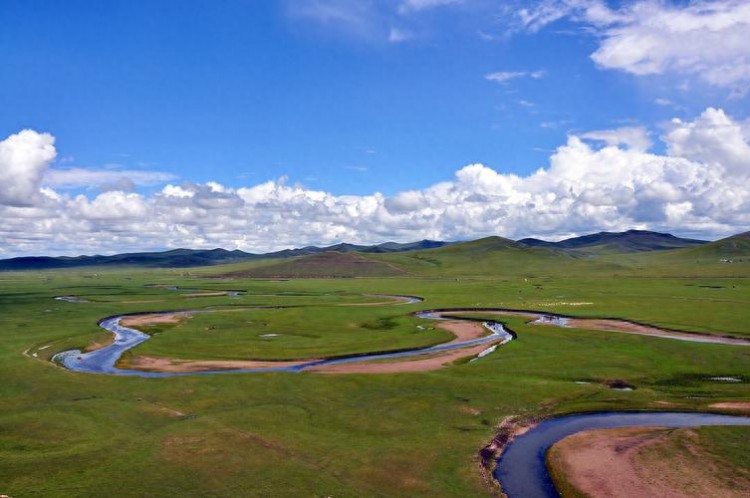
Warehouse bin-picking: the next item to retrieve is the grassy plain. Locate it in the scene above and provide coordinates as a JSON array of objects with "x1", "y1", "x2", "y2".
[{"x1": 2, "y1": 245, "x2": 750, "y2": 496}]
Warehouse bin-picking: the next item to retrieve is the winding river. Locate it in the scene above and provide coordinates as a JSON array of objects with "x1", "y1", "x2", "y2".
[
  {"x1": 495, "y1": 411, "x2": 750, "y2": 498},
  {"x1": 52, "y1": 296, "x2": 513, "y2": 377},
  {"x1": 50, "y1": 297, "x2": 750, "y2": 377}
]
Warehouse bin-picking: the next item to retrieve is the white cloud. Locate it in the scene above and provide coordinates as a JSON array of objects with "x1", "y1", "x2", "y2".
[
  {"x1": 0, "y1": 129, "x2": 56, "y2": 207},
  {"x1": 1, "y1": 107, "x2": 749, "y2": 256},
  {"x1": 43, "y1": 167, "x2": 176, "y2": 190},
  {"x1": 162, "y1": 184, "x2": 195, "y2": 199},
  {"x1": 399, "y1": 0, "x2": 463, "y2": 14},
  {"x1": 485, "y1": 70, "x2": 546, "y2": 84},
  {"x1": 581, "y1": 126, "x2": 652, "y2": 151},
  {"x1": 515, "y1": 0, "x2": 750, "y2": 93},
  {"x1": 664, "y1": 107, "x2": 750, "y2": 176},
  {"x1": 73, "y1": 191, "x2": 149, "y2": 220}
]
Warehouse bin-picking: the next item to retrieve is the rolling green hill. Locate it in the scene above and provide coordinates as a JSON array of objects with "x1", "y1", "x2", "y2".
[
  {"x1": 519, "y1": 229, "x2": 707, "y2": 254},
  {"x1": 680, "y1": 231, "x2": 750, "y2": 260},
  {"x1": 369, "y1": 236, "x2": 589, "y2": 277},
  {"x1": 224, "y1": 251, "x2": 406, "y2": 278}
]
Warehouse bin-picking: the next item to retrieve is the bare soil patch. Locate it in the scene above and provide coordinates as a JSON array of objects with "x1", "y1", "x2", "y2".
[
  {"x1": 309, "y1": 341, "x2": 500, "y2": 374},
  {"x1": 437, "y1": 320, "x2": 488, "y2": 344},
  {"x1": 309, "y1": 319, "x2": 492, "y2": 373},
  {"x1": 567, "y1": 318, "x2": 750, "y2": 345},
  {"x1": 123, "y1": 355, "x2": 308, "y2": 373},
  {"x1": 548, "y1": 426, "x2": 750, "y2": 498},
  {"x1": 710, "y1": 401, "x2": 750, "y2": 411},
  {"x1": 120, "y1": 313, "x2": 189, "y2": 328},
  {"x1": 569, "y1": 318, "x2": 677, "y2": 336},
  {"x1": 83, "y1": 337, "x2": 114, "y2": 352}
]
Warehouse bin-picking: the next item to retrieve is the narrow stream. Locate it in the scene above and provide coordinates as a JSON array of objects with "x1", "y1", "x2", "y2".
[
  {"x1": 52, "y1": 302, "x2": 512, "y2": 377},
  {"x1": 50, "y1": 301, "x2": 750, "y2": 376},
  {"x1": 495, "y1": 411, "x2": 750, "y2": 498}
]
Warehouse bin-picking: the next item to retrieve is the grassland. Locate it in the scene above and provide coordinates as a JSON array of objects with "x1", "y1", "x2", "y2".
[{"x1": 2, "y1": 242, "x2": 750, "y2": 497}]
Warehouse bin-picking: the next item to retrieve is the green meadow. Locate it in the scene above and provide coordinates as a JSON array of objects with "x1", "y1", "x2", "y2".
[{"x1": 2, "y1": 240, "x2": 749, "y2": 497}]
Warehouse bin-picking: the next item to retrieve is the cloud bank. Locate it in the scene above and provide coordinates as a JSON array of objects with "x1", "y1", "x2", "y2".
[
  {"x1": 1, "y1": 107, "x2": 749, "y2": 257},
  {"x1": 516, "y1": 0, "x2": 750, "y2": 94}
]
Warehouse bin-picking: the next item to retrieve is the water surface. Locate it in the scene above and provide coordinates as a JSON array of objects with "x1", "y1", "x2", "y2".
[{"x1": 495, "y1": 411, "x2": 750, "y2": 498}]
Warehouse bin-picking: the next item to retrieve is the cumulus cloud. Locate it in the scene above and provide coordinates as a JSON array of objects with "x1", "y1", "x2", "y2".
[
  {"x1": 514, "y1": 0, "x2": 750, "y2": 93},
  {"x1": 1, "y1": 107, "x2": 749, "y2": 257},
  {"x1": 0, "y1": 130, "x2": 56, "y2": 207},
  {"x1": 581, "y1": 126, "x2": 652, "y2": 152},
  {"x1": 663, "y1": 107, "x2": 750, "y2": 176}
]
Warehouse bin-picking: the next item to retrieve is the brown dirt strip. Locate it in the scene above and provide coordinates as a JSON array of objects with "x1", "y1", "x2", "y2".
[
  {"x1": 547, "y1": 426, "x2": 750, "y2": 498},
  {"x1": 439, "y1": 309, "x2": 750, "y2": 346},
  {"x1": 570, "y1": 318, "x2": 702, "y2": 339},
  {"x1": 308, "y1": 341, "x2": 500, "y2": 374},
  {"x1": 567, "y1": 318, "x2": 750, "y2": 345},
  {"x1": 120, "y1": 313, "x2": 190, "y2": 328},
  {"x1": 710, "y1": 401, "x2": 750, "y2": 411},
  {"x1": 182, "y1": 292, "x2": 231, "y2": 298},
  {"x1": 122, "y1": 355, "x2": 309, "y2": 373}
]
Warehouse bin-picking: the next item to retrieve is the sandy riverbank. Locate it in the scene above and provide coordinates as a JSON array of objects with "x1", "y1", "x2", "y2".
[
  {"x1": 547, "y1": 426, "x2": 750, "y2": 498},
  {"x1": 122, "y1": 355, "x2": 309, "y2": 373}
]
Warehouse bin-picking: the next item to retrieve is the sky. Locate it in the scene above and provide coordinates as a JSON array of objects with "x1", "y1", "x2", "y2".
[{"x1": 1, "y1": 0, "x2": 750, "y2": 257}]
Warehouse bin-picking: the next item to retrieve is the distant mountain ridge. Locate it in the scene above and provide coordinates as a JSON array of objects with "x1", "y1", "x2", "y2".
[
  {"x1": 1, "y1": 230, "x2": 742, "y2": 271},
  {"x1": 519, "y1": 229, "x2": 708, "y2": 253},
  {"x1": 0, "y1": 239, "x2": 453, "y2": 270}
]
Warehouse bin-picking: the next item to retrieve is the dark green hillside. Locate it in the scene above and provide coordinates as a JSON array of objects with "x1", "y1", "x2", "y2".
[
  {"x1": 0, "y1": 248, "x2": 259, "y2": 270},
  {"x1": 225, "y1": 251, "x2": 406, "y2": 278},
  {"x1": 0, "y1": 240, "x2": 454, "y2": 271},
  {"x1": 587, "y1": 230, "x2": 750, "y2": 278},
  {"x1": 371, "y1": 236, "x2": 584, "y2": 277},
  {"x1": 519, "y1": 230, "x2": 707, "y2": 254},
  {"x1": 682, "y1": 231, "x2": 750, "y2": 260}
]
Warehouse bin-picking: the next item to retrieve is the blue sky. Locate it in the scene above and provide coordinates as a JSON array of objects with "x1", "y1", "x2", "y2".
[{"x1": 1, "y1": 1, "x2": 750, "y2": 256}]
